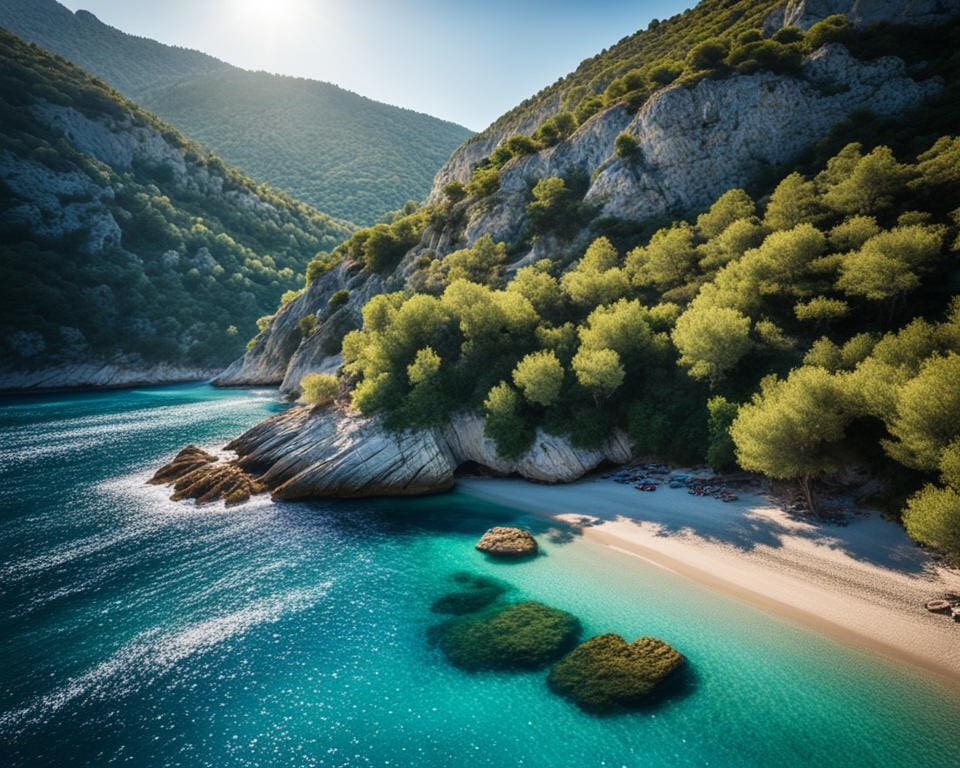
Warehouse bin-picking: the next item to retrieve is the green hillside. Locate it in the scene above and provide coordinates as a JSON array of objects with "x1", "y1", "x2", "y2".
[
  {"x1": 0, "y1": 27, "x2": 352, "y2": 370},
  {"x1": 0, "y1": 0, "x2": 472, "y2": 224}
]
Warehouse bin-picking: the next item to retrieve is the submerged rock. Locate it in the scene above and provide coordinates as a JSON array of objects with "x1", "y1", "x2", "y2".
[
  {"x1": 150, "y1": 445, "x2": 265, "y2": 506},
  {"x1": 547, "y1": 634, "x2": 685, "y2": 713},
  {"x1": 475, "y1": 527, "x2": 539, "y2": 558},
  {"x1": 429, "y1": 601, "x2": 581, "y2": 671},
  {"x1": 430, "y1": 572, "x2": 508, "y2": 615}
]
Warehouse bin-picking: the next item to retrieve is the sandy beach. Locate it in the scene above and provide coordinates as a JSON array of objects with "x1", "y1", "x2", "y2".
[{"x1": 459, "y1": 476, "x2": 960, "y2": 683}]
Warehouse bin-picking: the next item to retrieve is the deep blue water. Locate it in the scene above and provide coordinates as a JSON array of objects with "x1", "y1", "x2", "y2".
[{"x1": 2, "y1": 383, "x2": 960, "y2": 767}]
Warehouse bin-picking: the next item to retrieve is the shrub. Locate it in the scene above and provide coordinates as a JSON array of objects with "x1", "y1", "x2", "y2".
[
  {"x1": 903, "y1": 485, "x2": 960, "y2": 562},
  {"x1": 805, "y1": 14, "x2": 851, "y2": 50},
  {"x1": 506, "y1": 134, "x2": 540, "y2": 157},
  {"x1": 686, "y1": 37, "x2": 730, "y2": 71},
  {"x1": 614, "y1": 131, "x2": 642, "y2": 161},
  {"x1": 533, "y1": 112, "x2": 577, "y2": 147},
  {"x1": 547, "y1": 634, "x2": 685, "y2": 713},
  {"x1": 706, "y1": 395, "x2": 738, "y2": 471},
  {"x1": 328, "y1": 289, "x2": 350, "y2": 310},
  {"x1": 429, "y1": 601, "x2": 582, "y2": 671},
  {"x1": 442, "y1": 181, "x2": 467, "y2": 204},
  {"x1": 300, "y1": 372, "x2": 339, "y2": 406},
  {"x1": 467, "y1": 166, "x2": 501, "y2": 198},
  {"x1": 298, "y1": 314, "x2": 318, "y2": 337}
]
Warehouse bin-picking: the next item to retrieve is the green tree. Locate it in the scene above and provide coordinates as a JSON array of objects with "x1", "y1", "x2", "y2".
[
  {"x1": 444, "y1": 235, "x2": 508, "y2": 286},
  {"x1": 572, "y1": 347, "x2": 625, "y2": 400},
  {"x1": 696, "y1": 189, "x2": 755, "y2": 239},
  {"x1": 512, "y1": 350, "x2": 565, "y2": 407},
  {"x1": 614, "y1": 132, "x2": 641, "y2": 161},
  {"x1": 467, "y1": 166, "x2": 501, "y2": 198},
  {"x1": 903, "y1": 485, "x2": 960, "y2": 561},
  {"x1": 298, "y1": 314, "x2": 318, "y2": 337},
  {"x1": 672, "y1": 303, "x2": 752, "y2": 384},
  {"x1": 731, "y1": 366, "x2": 851, "y2": 513},
  {"x1": 407, "y1": 346, "x2": 442, "y2": 385},
  {"x1": 686, "y1": 37, "x2": 730, "y2": 71},
  {"x1": 484, "y1": 381, "x2": 535, "y2": 459},
  {"x1": 627, "y1": 223, "x2": 698, "y2": 291},
  {"x1": 763, "y1": 172, "x2": 822, "y2": 230},
  {"x1": 837, "y1": 224, "x2": 943, "y2": 304},
  {"x1": 561, "y1": 237, "x2": 630, "y2": 308},
  {"x1": 822, "y1": 146, "x2": 912, "y2": 215}
]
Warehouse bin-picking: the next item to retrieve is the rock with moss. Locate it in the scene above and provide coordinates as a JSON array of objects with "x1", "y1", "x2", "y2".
[
  {"x1": 475, "y1": 527, "x2": 539, "y2": 558},
  {"x1": 430, "y1": 601, "x2": 581, "y2": 671},
  {"x1": 547, "y1": 633, "x2": 685, "y2": 713},
  {"x1": 430, "y1": 572, "x2": 507, "y2": 615}
]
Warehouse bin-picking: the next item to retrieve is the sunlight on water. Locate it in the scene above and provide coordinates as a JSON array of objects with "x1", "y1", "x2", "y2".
[{"x1": 1, "y1": 383, "x2": 960, "y2": 767}]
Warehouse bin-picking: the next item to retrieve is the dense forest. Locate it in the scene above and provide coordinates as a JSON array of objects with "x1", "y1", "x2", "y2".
[
  {"x1": 0, "y1": 28, "x2": 352, "y2": 370},
  {"x1": 0, "y1": 0, "x2": 472, "y2": 224},
  {"x1": 285, "y1": 14, "x2": 960, "y2": 560}
]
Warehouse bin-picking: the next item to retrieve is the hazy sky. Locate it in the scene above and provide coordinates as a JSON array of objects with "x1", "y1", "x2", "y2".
[{"x1": 59, "y1": 0, "x2": 692, "y2": 131}]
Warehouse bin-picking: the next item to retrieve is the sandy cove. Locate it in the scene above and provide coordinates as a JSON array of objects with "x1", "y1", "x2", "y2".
[{"x1": 458, "y1": 476, "x2": 960, "y2": 684}]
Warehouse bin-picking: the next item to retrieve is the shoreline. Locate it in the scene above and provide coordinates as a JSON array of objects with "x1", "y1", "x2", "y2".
[{"x1": 458, "y1": 476, "x2": 960, "y2": 686}]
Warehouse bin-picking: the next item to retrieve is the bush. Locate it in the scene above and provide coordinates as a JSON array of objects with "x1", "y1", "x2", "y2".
[
  {"x1": 533, "y1": 112, "x2": 577, "y2": 147},
  {"x1": 442, "y1": 181, "x2": 467, "y2": 204},
  {"x1": 467, "y1": 166, "x2": 501, "y2": 198},
  {"x1": 706, "y1": 395, "x2": 738, "y2": 471},
  {"x1": 298, "y1": 314, "x2": 318, "y2": 337},
  {"x1": 805, "y1": 14, "x2": 851, "y2": 50},
  {"x1": 686, "y1": 37, "x2": 730, "y2": 71},
  {"x1": 614, "y1": 131, "x2": 642, "y2": 161},
  {"x1": 547, "y1": 634, "x2": 685, "y2": 713},
  {"x1": 429, "y1": 601, "x2": 582, "y2": 671},
  {"x1": 300, "y1": 372, "x2": 339, "y2": 406},
  {"x1": 328, "y1": 289, "x2": 350, "y2": 310}
]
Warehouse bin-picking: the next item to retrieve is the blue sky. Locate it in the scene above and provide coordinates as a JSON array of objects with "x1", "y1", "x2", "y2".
[{"x1": 60, "y1": 0, "x2": 693, "y2": 130}]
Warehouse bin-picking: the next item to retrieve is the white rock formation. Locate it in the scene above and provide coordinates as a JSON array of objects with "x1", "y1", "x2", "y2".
[{"x1": 224, "y1": 406, "x2": 634, "y2": 499}]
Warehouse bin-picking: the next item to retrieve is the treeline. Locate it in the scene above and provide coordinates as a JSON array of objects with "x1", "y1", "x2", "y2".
[
  {"x1": 332, "y1": 136, "x2": 960, "y2": 559},
  {"x1": 0, "y1": 28, "x2": 352, "y2": 369}
]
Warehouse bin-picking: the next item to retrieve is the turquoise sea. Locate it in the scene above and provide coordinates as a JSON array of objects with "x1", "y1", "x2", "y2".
[{"x1": 2, "y1": 383, "x2": 960, "y2": 767}]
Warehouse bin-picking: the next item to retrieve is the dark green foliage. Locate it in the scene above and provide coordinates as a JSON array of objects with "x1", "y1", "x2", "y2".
[
  {"x1": 443, "y1": 181, "x2": 467, "y2": 205},
  {"x1": 533, "y1": 112, "x2": 577, "y2": 147},
  {"x1": 429, "y1": 601, "x2": 582, "y2": 672},
  {"x1": 686, "y1": 37, "x2": 730, "y2": 71},
  {"x1": 614, "y1": 132, "x2": 642, "y2": 161},
  {"x1": 547, "y1": 634, "x2": 685, "y2": 713},
  {"x1": 298, "y1": 314, "x2": 318, "y2": 338},
  {"x1": 0, "y1": 28, "x2": 351, "y2": 370},
  {"x1": 430, "y1": 572, "x2": 508, "y2": 615},
  {"x1": 328, "y1": 290, "x2": 350, "y2": 311},
  {"x1": 706, "y1": 395, "x2": 739, "y2": 471},
  {"x1": 0, "y1": 0, "x2": 471, "y2": 225},
  {"x1": 804, "y1": 14, "x2": 852, "y2": 51}
]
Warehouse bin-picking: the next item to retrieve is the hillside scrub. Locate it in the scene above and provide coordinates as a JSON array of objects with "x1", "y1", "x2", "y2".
[{"x1": 0, "y1": 28, "x2": 352, "y2": 371}]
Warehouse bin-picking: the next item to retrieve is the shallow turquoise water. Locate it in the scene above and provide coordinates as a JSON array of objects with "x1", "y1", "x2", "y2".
[{"x1": 2, "y1": 383, "x2": 960, "y2": 767}]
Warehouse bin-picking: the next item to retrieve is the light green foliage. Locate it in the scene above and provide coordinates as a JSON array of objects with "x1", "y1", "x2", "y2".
[
  {"x1": 300, "y1": 373, "x2": 339, "y2": 407},
  {"x1": 561, "y1": 237, "x2": 630, "y2": 309},
  {"x1": 578, "y1": 299, "x2": 665, "y2": 372},
  {"x1": 695, "y1": 189, "x2": 755, "y2": 239},
  {"x1": 884, "y1": 353, "x2": 960, "y2": 471},
  {"x1": 407, "y1": 347, "x2": 442, "y2": 385},
  {"x1": 534, "y1": 113, "x2": 577, "y2": 147},
  {"x1": 572, "y1": 348, "x2": 625, "y2": 398},
  {"x1": 443, "y1": 181, "x2": 467, "y2": 204},
  {"x1": 696, "y1": 218, "x2": 767, "y2": 271},
  {"x1": 805, "y1": 14, "x2": 851, "y2": 50},
  {"x1": 829, "y1": 216, "x2": 881, "y2": 251},
  {"x1": 837, "y1": 225, "x2": 944, "y2": 302},
  {"x1": 512, "y1": 351, "x2": 565, "y2": 407},
  {"x1": 764, "y1": 172, "x2": 823, "y2": 230},
  {"x1": 755, "y1": 319, "x2": 795, "y2": 350},
  {"x1": 822, "y1": 145, "x2": 912, "y2": 215},
  {"x1": 509, "y1": 260, "x2": 565, "y2": 319},
  {"x1": 526, "y1": 176, "x2": 585, "y2": 237},
  {"x1": 673, "y1": 304, "x2": 752, "y2": 384},
  {"x1": 794, "y1": 296, "x2": 849, "y2": 323},
  {"x1": 706, "y1": 395, "x2": 739, "y2": 471},
  {"x1": 627, "y1": 223, "x2": 698, "y2": 291},
  {"x1": 903, "y1": 486, "x2": 960, "y2": 561},
  {"x1": 443, "y1": 235, "x2": 508, "y2": 286},
  {"x1": 731, "y1": 367, "x2": 851, "y2": 509}
]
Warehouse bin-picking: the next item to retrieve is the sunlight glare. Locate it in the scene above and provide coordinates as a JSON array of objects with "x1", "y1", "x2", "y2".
[{"x1": 233, "y1": 0, "x2": 306, "y2": 32}]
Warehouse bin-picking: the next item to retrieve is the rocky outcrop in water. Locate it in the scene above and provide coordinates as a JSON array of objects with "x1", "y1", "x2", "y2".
[
  {"x1": 150, "y1": 445, "x2": 265, "y2": 506},
  {"x1": 475, "y1": 527, "x2": 539, "y2": 558}
]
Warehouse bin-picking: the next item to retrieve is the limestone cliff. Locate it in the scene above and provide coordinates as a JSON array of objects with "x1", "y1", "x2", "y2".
[{"x1": 223, "y1": 406, "x2": 633, "y2": 499}]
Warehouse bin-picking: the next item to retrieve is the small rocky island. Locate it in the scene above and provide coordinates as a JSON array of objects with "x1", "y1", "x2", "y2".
[{"x1": 475, "y1": 527, "x2": 539, "y2": 558}]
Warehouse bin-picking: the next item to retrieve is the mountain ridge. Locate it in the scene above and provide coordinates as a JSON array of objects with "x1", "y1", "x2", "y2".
[{"x1": 0, "y1": 0, "x2": 472, "y2": 224}]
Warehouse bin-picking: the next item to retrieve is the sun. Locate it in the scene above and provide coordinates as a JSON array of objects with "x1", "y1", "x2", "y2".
[{"x1": 234, "y1": 0, "x2": 302, "y2": 31}]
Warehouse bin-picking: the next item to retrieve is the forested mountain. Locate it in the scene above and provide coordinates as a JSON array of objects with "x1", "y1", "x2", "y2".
[
  {"x1": 0, "y1": 0, "x2": 472, "y2": 224},
  {"x1": 0, "y1": 28, "x2": 353, "y2": 387},
  {"x1": 226, "y1": 1, "x2": 960, "y2": 559}
]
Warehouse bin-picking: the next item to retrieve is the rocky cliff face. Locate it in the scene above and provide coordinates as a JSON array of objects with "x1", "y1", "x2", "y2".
[
  {"x1": 0, "y1": 363, "x2": 218, "y2": 392},
  {"x1": 223, "y1": 405, "x2": 633, "y2": 499},
  {"x1": 762, "y1": 0, "x2": 960, "y2": 32}
]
